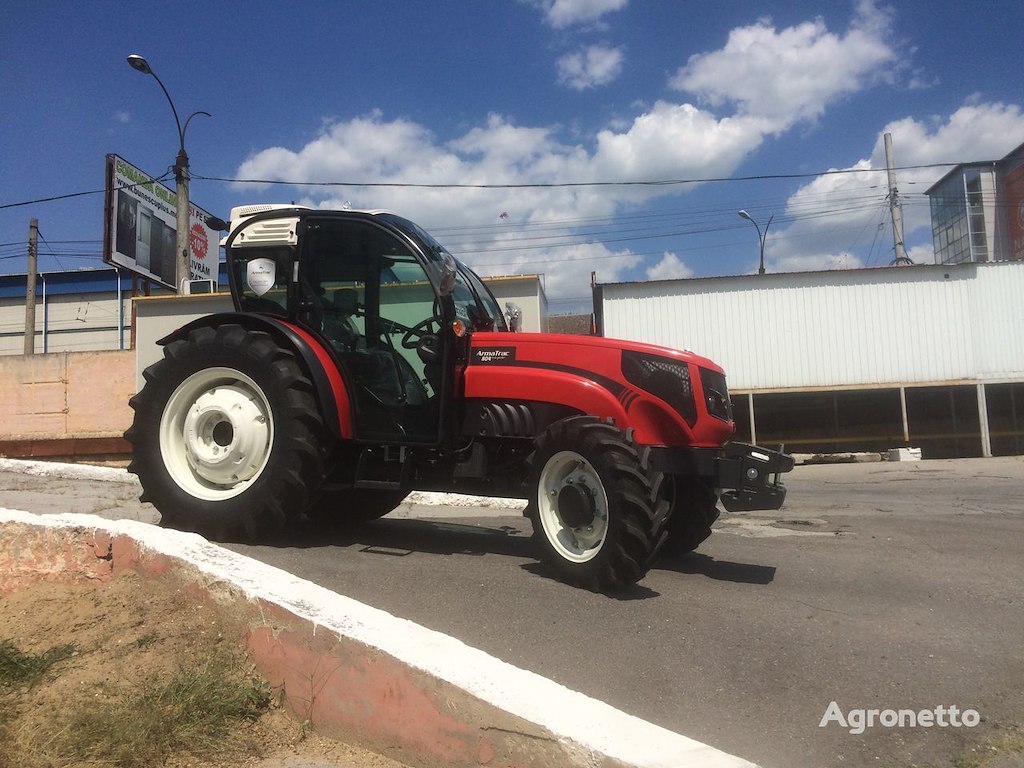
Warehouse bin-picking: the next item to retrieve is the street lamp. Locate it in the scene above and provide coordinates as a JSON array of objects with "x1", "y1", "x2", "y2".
[
  {"x1": 737, "y1": 209, "x2": 774, "y2": 276},
  {"x1": 127, "y1": 54, "x2": 210, "y2": 293}
]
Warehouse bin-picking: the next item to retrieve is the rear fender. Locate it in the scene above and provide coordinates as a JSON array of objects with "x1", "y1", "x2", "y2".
[{"x1": 158, "y1": 313, "x2": 352, "y2": 440}]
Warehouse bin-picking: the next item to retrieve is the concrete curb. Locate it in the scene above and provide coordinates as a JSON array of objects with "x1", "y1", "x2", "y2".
[
  {"x1": 0, "y1": 509, "x2": 758, "y2": 768},
  {"x1": 0, "y1": 457, "x2": 527, "y2": 513}
]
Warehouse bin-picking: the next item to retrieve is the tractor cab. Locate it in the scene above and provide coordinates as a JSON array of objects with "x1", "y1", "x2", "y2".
[{"x1": 224, "y1": 205, "x2": 507, "y2": 444}]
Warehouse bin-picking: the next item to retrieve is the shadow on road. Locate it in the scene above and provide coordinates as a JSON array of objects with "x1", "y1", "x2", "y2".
[
  {"x1": 256, "y1": 516, "x2": 774, "y2": 592},
  {"x1": 271, "y1": 516, "x2": 670, "y2": 599},
  {"x1": 657, "y1": 552, "x2": 777, "y2": 585},
  {"x1": 272, "y1": 516, "x2": 536, "y2": 560}
]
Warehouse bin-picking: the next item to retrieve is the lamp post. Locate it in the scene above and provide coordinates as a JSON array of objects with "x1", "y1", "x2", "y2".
[
  {"x1": 737, "y1": 209, "x2": 773, "y2": 275},
  {"x1": 127, "y1": 54, "x2": 210, "y2": 293}
]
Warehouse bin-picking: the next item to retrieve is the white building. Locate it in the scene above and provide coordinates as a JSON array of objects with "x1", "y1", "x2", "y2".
[{"x1": 595, "y1": 260, "x2": 1024, "y2": 458}]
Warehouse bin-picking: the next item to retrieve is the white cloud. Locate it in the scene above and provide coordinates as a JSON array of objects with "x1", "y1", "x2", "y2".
[
  {"x1": 233, "y1": 8, "x2": 1024, "y2": 293},
  {"x1": 646, "y1": 252, "x2": 694, "y2": 281},
  {"x1": 903, "y1": 243, "x2": 934, "y2": 265},
  {"x1": 591, "y1": 102, "x2": 768, "y2": 182},
  {"x1": 669, "y1": 0, "x2": 896, "y2": 130},
  {"x1": 768, "y1": 252, "x2": 865, "y2": 273},
  {"x1": 493, "y1": 240, "x2": 641, "y2": 296},
  {"x1": 768, "y1": 101, "x2": 1024, "y2": 267},
  {"x1": 533, "y1": 0, "x2": 628, "y2": 29},
  {"x1": 557, "y1": 44, "x2": 624, "y2": 90}
]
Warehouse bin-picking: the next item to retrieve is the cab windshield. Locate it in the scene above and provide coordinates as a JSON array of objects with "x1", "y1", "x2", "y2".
[{"x1": 378, "y1": 213, "x2": 507, "y2": 332}]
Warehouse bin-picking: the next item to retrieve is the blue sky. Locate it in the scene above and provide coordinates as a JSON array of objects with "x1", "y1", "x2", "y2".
[{"x1": 2, "y1": 0, "x2": 1023, "y2": 312}]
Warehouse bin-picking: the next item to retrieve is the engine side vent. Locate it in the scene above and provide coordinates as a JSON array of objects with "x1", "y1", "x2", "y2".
[{"x1": 481, "y1": 402, "x2": 536, "y2": 437}]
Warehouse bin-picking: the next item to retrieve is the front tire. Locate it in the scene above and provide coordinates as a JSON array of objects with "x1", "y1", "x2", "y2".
[
  {"x1": 126, "y1": 324, "x2": 327, "y2": 541},
  {"x1": 526, "y1": 416, "x2": 669, "y2": 591},
  {"x1": 659, "y1": 476, "x2": 721, "y2": 557}
]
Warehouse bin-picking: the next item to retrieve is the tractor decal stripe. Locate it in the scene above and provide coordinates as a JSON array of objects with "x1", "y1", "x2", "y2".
[
  {"x1": 469, "y1": 357, "x2": 627, "y2": 399},
  {"x1": 618, "y1": 388, "x2": 640, "y2": 411}
]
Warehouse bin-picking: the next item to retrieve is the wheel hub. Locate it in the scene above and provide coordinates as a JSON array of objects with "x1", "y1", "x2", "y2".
[
  {"x1": 178, "y1": 381, "x2": 271, "y2": 488},
  {"x1": 558, "y1": 482, "x2": 596, "y2": 528},
  {"x1": 536, "y1": 450, "x2": 609, "y2": 563}
]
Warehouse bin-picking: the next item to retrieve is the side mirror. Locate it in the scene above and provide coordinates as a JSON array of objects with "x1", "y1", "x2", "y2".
[
  {"x1": 438, "y1": 252, "x2": 457, "y2": 297},
  {"x1": 505, "y1": 302, "x2": 523, "y2": 333}
]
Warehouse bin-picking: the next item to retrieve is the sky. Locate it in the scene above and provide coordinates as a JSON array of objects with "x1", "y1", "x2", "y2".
[{"x1": 2, "y1": 0, "x2": 1024, "y2": 313}]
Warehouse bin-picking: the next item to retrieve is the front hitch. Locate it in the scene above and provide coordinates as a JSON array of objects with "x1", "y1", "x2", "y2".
[{"x1": 716, "y1": 442, "x2": 794, "y2": 512}]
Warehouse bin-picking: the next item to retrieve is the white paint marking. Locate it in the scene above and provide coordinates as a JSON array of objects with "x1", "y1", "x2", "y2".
[{"x1": 0, "y1": 508, "x2": 757, "y2": 768}]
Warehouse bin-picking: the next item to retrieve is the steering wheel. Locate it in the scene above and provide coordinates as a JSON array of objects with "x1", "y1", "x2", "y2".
[{"x1": 401, "y1": 316, "x2": 442, "y2": 349}]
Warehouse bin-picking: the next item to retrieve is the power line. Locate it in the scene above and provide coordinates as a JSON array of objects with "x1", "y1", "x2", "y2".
[
  {"x1": 0, "y1": 173, "x2": 173, "y2": 211},
  {"x1": 36, "y1": 229, "x2": 67, "y2": 271},
  {"x1": 191, "y1": 162, "x2": 959, "y2": 190}
]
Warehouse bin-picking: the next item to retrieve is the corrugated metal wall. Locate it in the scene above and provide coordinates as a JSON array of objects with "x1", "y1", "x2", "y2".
[
  {"x1": 2, "y1": 294, "x2": 130, "y2": 355},
  {"x1": 600, "y1": 262, "x2": 1024, "y2": 391}
]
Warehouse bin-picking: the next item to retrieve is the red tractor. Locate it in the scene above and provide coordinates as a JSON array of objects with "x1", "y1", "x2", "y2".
[{"x1": 127, "y1": 205, "x2": 792, "y2": 591}]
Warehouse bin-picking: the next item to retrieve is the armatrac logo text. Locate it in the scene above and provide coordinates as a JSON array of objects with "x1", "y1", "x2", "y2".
[{"x1": 473, "y1": 347, "x2": 517, "y2": 364}]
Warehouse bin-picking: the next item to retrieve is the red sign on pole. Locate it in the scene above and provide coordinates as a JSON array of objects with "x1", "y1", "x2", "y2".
[{"x1": 1005, "y1": 163, "x2": 1024, "y2": 262}]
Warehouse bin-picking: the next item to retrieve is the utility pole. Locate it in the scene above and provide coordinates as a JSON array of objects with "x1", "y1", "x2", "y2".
[
  {"x1": 175, "y1": 151, "x2": 190, "y2": 291},
  {"x1": 884, "y1": 133, "x2": 911, "y2": 265},
  {"x1": 24, "y1": 218, "x2": 38, "y2": 355}
]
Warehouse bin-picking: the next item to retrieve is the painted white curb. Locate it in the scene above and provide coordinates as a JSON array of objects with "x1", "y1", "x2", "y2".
[
  {"x1": 0, "y1": 457, "x2": 527, "y2": 511},
  {"x1": 0, "y1": 508, "x2": 757, "y2": 768}
]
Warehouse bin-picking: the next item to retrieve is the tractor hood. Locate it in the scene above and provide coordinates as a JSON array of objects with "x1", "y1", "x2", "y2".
[
  {"x1": 465, "y1": 331, "x2": 734, "y2": 448},
  {"x1": 469, "y1": 331, "x2": 725, "y2": 375}
]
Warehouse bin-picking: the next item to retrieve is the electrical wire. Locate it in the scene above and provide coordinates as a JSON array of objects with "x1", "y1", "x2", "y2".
[
  {"x1": 36, "y1": 229, "x2": 67, "y2": 272},
  {"x1": 191, "y1": 162, "x2": 960, "y2": 190},
  {"x1": 0, "y1": 173, "x2": 173, "y2": 211}
]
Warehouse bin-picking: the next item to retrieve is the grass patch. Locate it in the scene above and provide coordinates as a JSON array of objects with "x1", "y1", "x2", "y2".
[
  {"x1": 0, "y1": 639, "x2": 77, "y2": 689},
  {"x1": 134, "y1": 632, "x2": 158, "y2": 649},
  {"x1": 10, "y1": 650, "x2": 273, "y2": 768},
  {"x1": 954, "y1": 726, "x2": 1024, "y2": 768}
]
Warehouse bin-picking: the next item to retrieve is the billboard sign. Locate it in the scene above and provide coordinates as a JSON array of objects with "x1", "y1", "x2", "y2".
[{"x1": 102, "y1": 154, "x2": 219, "y2": 290}]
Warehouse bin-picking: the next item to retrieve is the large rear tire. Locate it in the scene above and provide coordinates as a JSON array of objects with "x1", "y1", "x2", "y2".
[
  {"x1": 126, "y1": 324, "x2": 327, "y2": 541},
  {"x1": 526, "y1": 416, "x2": 669, "y2": 591}
]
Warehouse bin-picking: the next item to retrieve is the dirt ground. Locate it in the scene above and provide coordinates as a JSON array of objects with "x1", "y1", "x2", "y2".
[{"x1": 0, "y1": 571, "x2": 412, "y2": 768}]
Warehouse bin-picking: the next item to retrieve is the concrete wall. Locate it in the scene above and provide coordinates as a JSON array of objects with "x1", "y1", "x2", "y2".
[
  {"x1": 0, "y1": 350, "x2": 135, "y2": 457},
  {"x1": 134, "y1": 293, "x2": 233, "y2": 391}
]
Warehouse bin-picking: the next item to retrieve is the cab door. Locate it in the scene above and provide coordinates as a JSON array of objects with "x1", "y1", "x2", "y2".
[{"x1": 297, "y1": 216, "x2": 446, "y2": 443}]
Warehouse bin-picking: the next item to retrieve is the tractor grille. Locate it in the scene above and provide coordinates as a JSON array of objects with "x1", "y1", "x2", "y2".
[{"x1": 621, "y1": 351, "x2": 697, "y2": 425}]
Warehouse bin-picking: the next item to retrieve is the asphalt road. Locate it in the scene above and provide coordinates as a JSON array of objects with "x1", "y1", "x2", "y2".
[{"x1": 2, "y1": 456, "x2": 1022, "y2": 768}]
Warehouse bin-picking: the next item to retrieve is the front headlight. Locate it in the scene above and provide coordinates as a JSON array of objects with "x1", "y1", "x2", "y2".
[{"x1": 699, "y1": 367, "x2": 733, "y2": 422}]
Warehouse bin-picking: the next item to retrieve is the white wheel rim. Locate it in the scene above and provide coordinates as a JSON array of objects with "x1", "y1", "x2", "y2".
[
  {"x1": 536, "y1": 450, "x2": 609, "y2": 563},
  {"x1": 159, "y1": 367, "x2": 274, "y2": 501}
]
